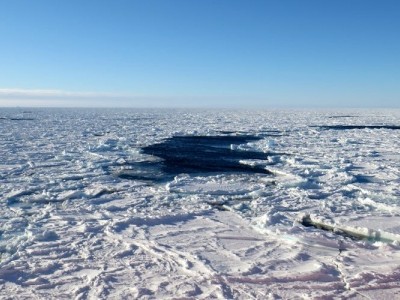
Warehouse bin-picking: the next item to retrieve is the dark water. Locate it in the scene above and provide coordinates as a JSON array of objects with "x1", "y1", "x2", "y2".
[
  {"x1": 118, "y1": 135, "x2": 275, "y2": 181},
  {"x1": 327, "y1": 115, "x2": 356, "y2": 119},
  {"x1": 312, "y1": 125, "x2": 400, "y2": 130}
]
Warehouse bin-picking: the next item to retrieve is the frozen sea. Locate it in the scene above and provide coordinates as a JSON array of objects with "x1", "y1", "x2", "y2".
[{"x1": 1, "y1": 107, "x2": 400, "y2": 299}]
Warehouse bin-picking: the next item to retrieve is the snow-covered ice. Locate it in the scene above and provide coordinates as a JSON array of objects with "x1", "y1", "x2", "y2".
[{"x1": 1, "y1": 108, "x2": 400, "y2": 299}]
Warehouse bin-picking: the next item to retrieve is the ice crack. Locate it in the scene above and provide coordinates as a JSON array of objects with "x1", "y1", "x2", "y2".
[{"x1": 333, "y1": 241, "x2": 372, "y2": 300}]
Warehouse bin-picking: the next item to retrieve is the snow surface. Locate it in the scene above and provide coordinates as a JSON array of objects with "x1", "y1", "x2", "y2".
[{"x1": 1, "y1": 108, "x2": 400, "y2": 299}]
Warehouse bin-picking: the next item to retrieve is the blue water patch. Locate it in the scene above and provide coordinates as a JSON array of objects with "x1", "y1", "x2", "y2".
[
  {"x1": 312, "y1": 125, "x2": 400, "y2": 130},
  {"x1": 327, "y1": 115, "x2": 357, "y2": 119},
  {"x1": 117, "y1": 135, "x2": 276, "y2": 181}
]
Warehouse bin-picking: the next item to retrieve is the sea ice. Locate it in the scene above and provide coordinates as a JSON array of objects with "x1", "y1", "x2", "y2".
[{"x1": 1, "y1": 108, "x2": 400, "y2": 298}]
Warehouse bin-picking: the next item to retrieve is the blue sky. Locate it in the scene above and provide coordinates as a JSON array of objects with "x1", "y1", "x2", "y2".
[{"x1": 0, "y1": 0, "x2": 399, "y2": 107}]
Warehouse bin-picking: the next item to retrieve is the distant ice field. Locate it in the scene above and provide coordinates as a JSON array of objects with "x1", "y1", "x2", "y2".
[{"x1": 1, "y1": 108, "x2": 400, "y2": 299}]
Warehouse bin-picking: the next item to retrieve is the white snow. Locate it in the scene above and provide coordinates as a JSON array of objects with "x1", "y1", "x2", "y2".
[{"x1": 1, "y1": 107, "x2": 400, "y2": 299}]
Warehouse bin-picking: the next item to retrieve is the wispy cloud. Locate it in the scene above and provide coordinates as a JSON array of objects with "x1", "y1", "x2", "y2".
[
  {"x1": 0, "y1": 88, "x2": 173, "y2": 107},
  {"x1": 0, "y1": 88, "x2": 260, "y2": 108},
  {"x1": 0, "y1": 88, "x2": 117, "y2": 98}
]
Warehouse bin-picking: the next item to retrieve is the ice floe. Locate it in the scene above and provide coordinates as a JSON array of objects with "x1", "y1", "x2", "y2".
[{"x1": 1, "y1": 107, "x2": 400, "y2": 298}]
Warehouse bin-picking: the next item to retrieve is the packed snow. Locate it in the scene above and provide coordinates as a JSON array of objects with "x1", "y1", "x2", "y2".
[{"x1": 1, "y1": 108, "x2": 400, "y2": 299}]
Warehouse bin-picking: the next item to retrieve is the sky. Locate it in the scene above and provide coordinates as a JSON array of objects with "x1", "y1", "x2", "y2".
[{"x1": 0, "y1": 0, "x2": 399, "y2": 108}]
